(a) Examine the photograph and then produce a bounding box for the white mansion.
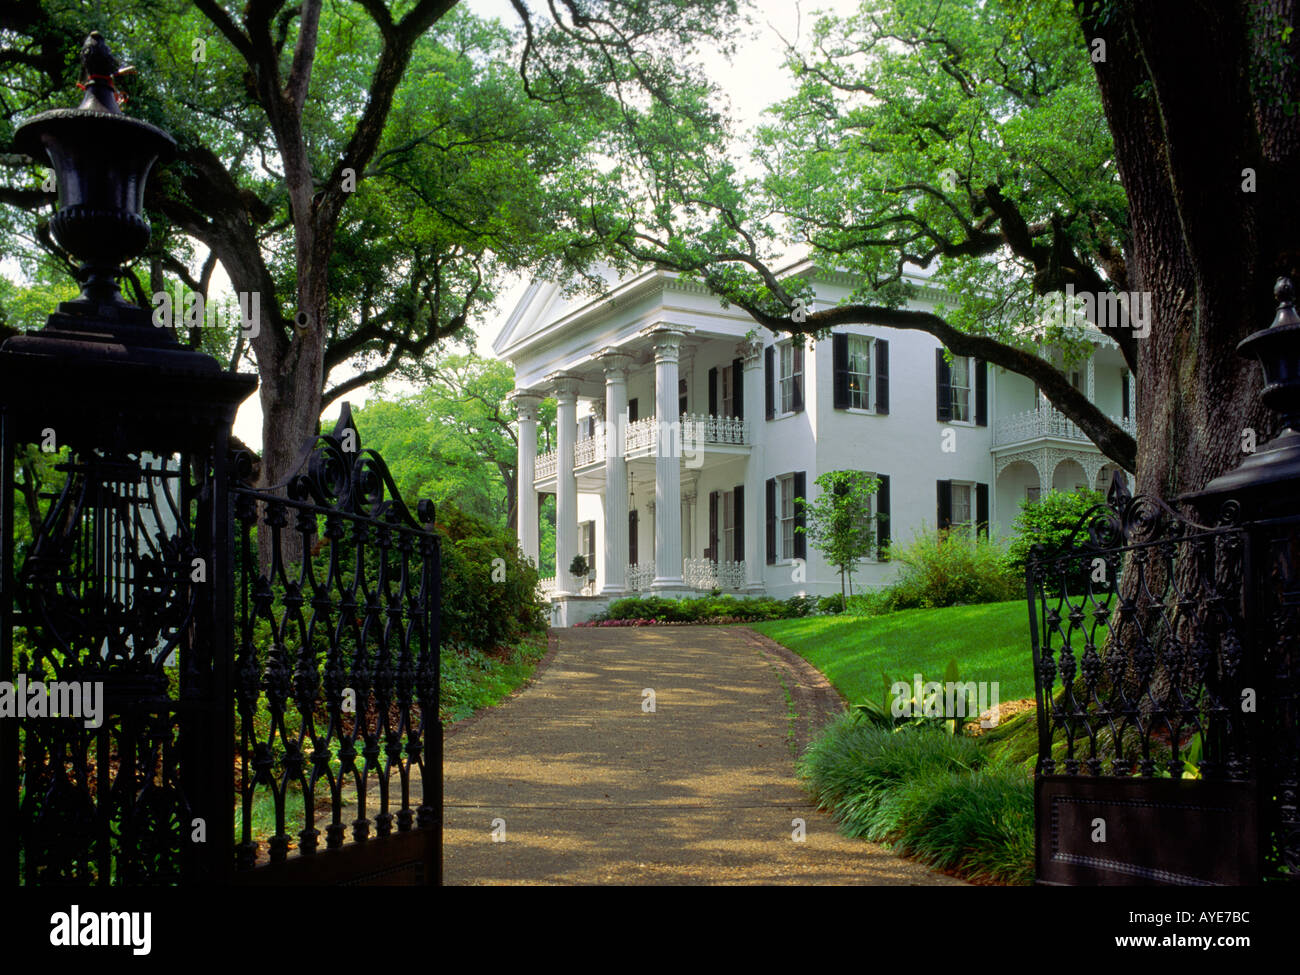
[493,261,1135,625]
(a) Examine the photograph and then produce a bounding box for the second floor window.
[779,342,803,414]
[949,355,972,422]
[847,335,872,409]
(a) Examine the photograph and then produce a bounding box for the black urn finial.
[77,31,126,114]
[12,31,174,330]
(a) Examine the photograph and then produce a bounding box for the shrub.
[1005,488,1106,574]
[844,590,892,617]
[818,593,846,614]
[884,528,1019,609]
[798,712,1034,885]
[437,506,546,648]
[598,594,806,624]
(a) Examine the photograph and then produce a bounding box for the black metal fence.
[1028,472,1299,884]
[230,408,441,884]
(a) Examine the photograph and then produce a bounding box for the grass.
[759,601,1039,884]
[439,632,550,724]
[800,713,1035,885]
[745,600,1034,705]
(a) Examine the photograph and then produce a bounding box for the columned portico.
[601,349,632,595]
[511,390,542,567]
[740,337,765,591]
[646,324,691,590]
[550,372,581,595]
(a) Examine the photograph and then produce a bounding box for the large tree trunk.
[1080,0,1299,501]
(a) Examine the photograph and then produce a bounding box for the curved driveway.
[442,625,963,885]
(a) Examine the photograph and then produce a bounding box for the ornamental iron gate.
[1026,479,1264,884]
[1027,278,1300,886]
[2,33,443,886]
[230,407,441,885]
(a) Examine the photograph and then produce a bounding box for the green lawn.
[746,600,1035,706]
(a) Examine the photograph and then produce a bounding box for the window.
[949,355,972,422]
[580,521,596,577]
[951,482,972,529]
[847,335,872,409]
[1027,486,1042,504]
[720,366,734,417]
[679,378,688,415]
[780,474,796,559]
[722,489,735,561]
[778,341,803,414]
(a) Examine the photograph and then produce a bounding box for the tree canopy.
[566,0,1196,477]
[0,0,738,488]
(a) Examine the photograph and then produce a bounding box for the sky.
[225,0,862,448]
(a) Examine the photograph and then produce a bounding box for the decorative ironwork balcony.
[573,432,605,468]
[535,450,558,480]
[993,406,1136,448]
[626,562,654,592]
[684,557,747,590]
[625,413,747,453]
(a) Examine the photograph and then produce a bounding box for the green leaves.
[796,469,880,594]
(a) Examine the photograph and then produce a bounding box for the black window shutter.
[936,350,952,422]
[875,339,890,414]
[832,332,849,409]
[792,342,804,413]
[586,520,596,564]
[937,479,953,529]
[876,474,891,560]
[629,510,638,565]
[708,491,719,560]
[793,471,807,559]
[628,398,639,423]
[732,359,744,420]
[1122,371,1130,419]
[976,483,990,538]
[765,478,776,564]
[708,367,718,416]
[764,346,775,420]
[734,485,745,562]
[975,359,988,427]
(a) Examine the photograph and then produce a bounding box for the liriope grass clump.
[798,712,1034,885]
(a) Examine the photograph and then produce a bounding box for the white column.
[601,350,632,595]
[740,337,765,591]
[1086,351,1096,403]
[649,327,688,590]
[512,391,542,567]
[551,374,580,595]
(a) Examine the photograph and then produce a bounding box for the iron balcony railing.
[683,557,747,591]
[993,406,1136,448]
[535,413,748,479]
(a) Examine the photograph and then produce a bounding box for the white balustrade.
[624,414,747,453]
[539,576,557,597]
[626,562,655,593]
[683,558,747,591]
[534,450,558,480]
[573,433,604,468]
[625,416,658,452]
[994,407,1136,447]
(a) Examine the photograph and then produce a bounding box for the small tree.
[796,470,880,602]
